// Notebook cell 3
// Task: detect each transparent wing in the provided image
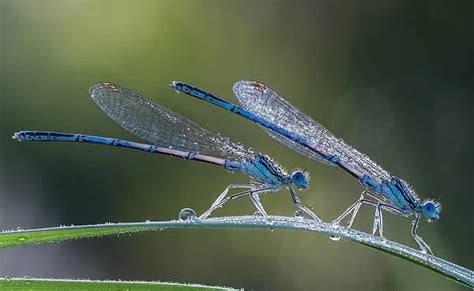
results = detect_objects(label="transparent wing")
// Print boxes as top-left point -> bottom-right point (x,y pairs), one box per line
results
89,82 -> 253,161
233,80 -> 335,165
233,80 -> 391,182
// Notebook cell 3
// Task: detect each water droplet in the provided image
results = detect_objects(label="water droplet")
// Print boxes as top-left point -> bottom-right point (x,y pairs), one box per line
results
4,276 -> 10,281
145,220 -> 151,224
178,208 -> 197,221
17,237 -> 26,242
329,235 -> 341,241
16,226 -> 22,231
294,209 -> 305,219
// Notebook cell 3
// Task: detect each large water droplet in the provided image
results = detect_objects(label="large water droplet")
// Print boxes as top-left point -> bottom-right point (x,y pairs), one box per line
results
178,208 -> 197,221
329,235 -> 341,241
294,209 -> 305,219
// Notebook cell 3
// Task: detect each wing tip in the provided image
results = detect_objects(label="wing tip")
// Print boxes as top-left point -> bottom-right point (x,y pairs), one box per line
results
88,82 -> 120,99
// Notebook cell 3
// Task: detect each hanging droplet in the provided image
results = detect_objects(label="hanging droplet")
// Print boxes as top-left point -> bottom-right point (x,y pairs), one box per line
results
178,208 -> 197,221
294,209 -> 305,219
329,235 -> 341,241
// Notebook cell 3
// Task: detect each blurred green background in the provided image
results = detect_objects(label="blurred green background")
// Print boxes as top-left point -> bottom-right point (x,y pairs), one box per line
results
0,0 -> 472,290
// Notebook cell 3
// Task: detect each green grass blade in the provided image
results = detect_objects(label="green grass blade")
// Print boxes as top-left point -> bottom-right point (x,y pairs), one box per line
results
0,277 -> 232,290
0,216 -> 472,287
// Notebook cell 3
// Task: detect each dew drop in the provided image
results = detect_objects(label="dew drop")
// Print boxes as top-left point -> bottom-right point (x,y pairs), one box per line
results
329,235 -> 341,241
145,220 -> 151,224
17,237 -> 26,242
294,209 -> 305,219
178,208 -> 197,221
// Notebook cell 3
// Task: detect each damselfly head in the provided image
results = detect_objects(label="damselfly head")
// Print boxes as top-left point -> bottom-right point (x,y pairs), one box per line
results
291,170 -> 310,190
421,199 -> 442,222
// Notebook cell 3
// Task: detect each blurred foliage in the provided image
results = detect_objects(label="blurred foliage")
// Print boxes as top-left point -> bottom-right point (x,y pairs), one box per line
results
0,0 -> 472,290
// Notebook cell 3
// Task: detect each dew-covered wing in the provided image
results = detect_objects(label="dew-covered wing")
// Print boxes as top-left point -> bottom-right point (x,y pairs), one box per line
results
89,82 -> 253,161
233,80 -> 391,182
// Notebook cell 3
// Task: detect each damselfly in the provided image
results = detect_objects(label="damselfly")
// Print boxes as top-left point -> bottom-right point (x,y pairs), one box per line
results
171,80 -> 441,254
13,82 -> 320,220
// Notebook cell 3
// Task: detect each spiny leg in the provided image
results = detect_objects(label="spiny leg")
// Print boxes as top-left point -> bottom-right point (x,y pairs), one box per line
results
200,187 -> 271,219
378,205 -> 384,237
289,187 -> 321,222
372,203 -> 384,237
347,192 -> 367,228
411,214 -> 433,255
331,191 -> 377,226
250,192 -> 268,217
209,183 -> 252,208
200,184 -> 253,219
369,203 -> 415,240
374,203 -> 410,238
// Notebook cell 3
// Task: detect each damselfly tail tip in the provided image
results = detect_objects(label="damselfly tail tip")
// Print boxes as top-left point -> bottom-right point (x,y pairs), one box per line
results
12,132 -> 21,141
169,81 -> 181,93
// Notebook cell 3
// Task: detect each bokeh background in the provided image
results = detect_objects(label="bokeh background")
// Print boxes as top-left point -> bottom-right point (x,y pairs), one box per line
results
0,0 -> 472,290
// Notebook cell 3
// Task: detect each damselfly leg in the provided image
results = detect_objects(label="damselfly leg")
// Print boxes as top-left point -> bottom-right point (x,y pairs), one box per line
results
289,187 -> 321,221
200,185 -> 274,219
411,214 -> 433,255
331,191 -> 371,227
331,191 -> 393,237
200,184 -> 253,219
373,203 -> 384,237
250,192 -> 268,217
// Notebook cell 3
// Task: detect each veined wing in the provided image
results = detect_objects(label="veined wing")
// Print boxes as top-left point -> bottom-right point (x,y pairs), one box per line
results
233,80 -> 391,183
89,82 -> 253,161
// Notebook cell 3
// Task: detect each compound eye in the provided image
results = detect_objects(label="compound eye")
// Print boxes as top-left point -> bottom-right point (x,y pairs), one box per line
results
291,171 -> 308,189
293,171 -> 305,182
426,202 -> 434,212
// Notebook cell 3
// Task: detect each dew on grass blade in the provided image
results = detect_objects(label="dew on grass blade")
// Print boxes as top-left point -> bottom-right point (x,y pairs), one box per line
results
294,209 -> 305,219
178,208 -> 197,221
